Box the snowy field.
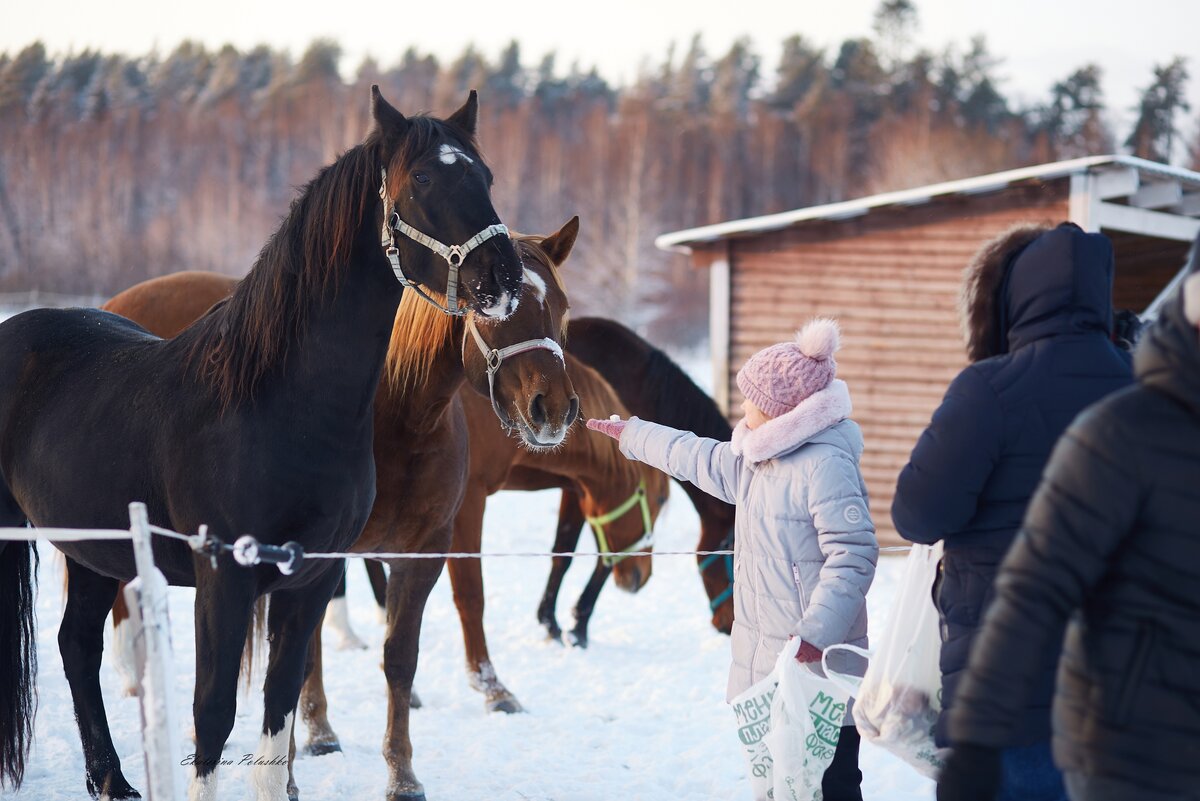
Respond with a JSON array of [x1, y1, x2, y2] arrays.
[[4, 489, 933, 801]]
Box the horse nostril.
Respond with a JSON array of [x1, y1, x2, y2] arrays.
[[529, 393, 547, 427], [565, 395, 580, 428]]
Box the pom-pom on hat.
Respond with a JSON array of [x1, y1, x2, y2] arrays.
[[736, 318, 841, 419]]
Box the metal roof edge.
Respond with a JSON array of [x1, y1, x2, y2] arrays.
[[655, 155, 1200, 253]]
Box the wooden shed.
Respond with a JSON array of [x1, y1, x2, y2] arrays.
[[656, 155, 1200, 545]]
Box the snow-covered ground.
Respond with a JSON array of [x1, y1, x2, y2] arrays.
[[4, 487, 934, 801]]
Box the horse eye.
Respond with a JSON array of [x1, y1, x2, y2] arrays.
[[414, 172, 430, 185]]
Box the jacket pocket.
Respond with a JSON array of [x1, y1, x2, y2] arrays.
[[1111, 621, 1157, 727]]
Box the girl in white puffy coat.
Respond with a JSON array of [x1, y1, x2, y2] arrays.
[[587, 318, 877, 801]]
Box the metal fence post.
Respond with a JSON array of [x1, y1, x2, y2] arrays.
[[126, 502, 184, 801]]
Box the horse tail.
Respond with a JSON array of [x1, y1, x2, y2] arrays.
[[240, 595, 269, 694], [0, 540, 38, 790]]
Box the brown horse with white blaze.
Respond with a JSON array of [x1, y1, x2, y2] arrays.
[[441, 354, 670, 711]]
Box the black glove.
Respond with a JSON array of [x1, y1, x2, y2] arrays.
[[936, 743, 1002, 801]]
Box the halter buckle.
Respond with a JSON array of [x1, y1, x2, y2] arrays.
[[447, 245, 465, 267]]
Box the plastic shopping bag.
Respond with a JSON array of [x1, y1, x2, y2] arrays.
[[730, 643, 852, 801], [846, 542, 947, 778]]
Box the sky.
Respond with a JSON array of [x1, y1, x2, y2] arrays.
[[3, 0, 1200, 142]]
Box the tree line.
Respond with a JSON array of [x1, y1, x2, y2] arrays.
[[0, 1, 1193, 345]]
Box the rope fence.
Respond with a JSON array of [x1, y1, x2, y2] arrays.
[[8, 501, 915, 799]]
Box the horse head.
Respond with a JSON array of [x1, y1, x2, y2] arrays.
[[582, 462, 670, 594], [372, 87, 521, 319], [461, 217, 580, 448]]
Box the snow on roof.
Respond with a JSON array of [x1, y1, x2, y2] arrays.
[[656, 155, 1200, 253]]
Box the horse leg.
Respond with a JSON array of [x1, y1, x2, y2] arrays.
[[60, 557, 140, 799], [255, 569, 343, 801], [324, 561, 367, 651], [381, 554, 445, 801], [365, 559, 388, 620], [568, 561, 612, 650], [189, 574, 256, 801], [298, 614, 342, 756], [448, 495, 521, 713], [537, 489, 585, 643]]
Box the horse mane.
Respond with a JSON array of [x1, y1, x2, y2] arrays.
[[567, 356, 647, 488], [384, 230, 569, 393], [183, 115, 473, 408], [640, 346, 732, 441]]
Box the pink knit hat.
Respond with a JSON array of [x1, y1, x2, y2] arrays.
[[736, 318, 841, 419]]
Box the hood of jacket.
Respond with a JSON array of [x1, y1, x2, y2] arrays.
[[1136, 243, 1200, 415], [963, 222, 1115, 360]]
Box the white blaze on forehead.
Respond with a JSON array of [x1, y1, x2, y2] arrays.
[[439, 143, 474, 165], [522, 267, 547, 304]]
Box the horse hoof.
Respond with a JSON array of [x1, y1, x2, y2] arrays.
[[486, 696, 524, 714], [409, 690, 423, 709], [90, 775, 141, 799], [288, 783, 300, 801], [543, 625, 563, 644], [303, 739, 342, 757], [567, 630, 589, 649], [387, 794, 426, 801]]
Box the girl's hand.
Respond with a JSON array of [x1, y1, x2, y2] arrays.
[[794, 640, 822, 664], [586, 416, 626, 440]]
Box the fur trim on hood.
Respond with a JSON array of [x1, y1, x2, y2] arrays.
[[731, 379, 852, 464], [960, 223, 1052, 362]]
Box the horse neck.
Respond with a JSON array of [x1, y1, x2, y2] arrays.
[[281, 242, 405, 425], [375, 319, 467, 431]]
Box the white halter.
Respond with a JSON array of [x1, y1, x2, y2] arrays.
[[463, 315, 564, 423], [379, 168, 510, 317]]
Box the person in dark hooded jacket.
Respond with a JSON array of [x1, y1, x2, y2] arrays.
[[891, 222, 1133, 799], [938, 236, 1200, 801]]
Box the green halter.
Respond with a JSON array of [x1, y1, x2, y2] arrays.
[[586, 480, 654, 568]]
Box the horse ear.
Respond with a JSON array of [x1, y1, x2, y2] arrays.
[[448, 90, 479, 136], [371, 85, 408, 136], [540, 216, 580, 266]]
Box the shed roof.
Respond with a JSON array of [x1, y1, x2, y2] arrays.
[[656, 155, 1200, 253]]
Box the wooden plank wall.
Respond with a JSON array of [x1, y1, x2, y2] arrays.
[[724, 183, 1070, 545]]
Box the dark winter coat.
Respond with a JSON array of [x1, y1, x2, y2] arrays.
[[891, 223, 1134, 747], [947, 257, 1200, 796]]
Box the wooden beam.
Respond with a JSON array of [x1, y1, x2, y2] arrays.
[[1093, 167, 1140, 200], [1175, 193, 1200, 217], [709, 247, 732, 416], [1129, 180, 1183, 209], [1069, 173, 1099, 231], [1096, 201, 1200, 242]]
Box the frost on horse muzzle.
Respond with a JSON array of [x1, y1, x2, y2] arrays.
[[378, 168, 514, 318]]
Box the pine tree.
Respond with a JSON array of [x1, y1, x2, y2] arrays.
[[1126, 57, 1189, 163]]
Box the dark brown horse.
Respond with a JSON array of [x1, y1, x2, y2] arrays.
[[552, 317, 736, 635], [0, 88, 523, 801], [99, 221, 576, 800]]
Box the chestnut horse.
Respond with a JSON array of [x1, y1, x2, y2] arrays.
[[98, 220, 576, 800], [553, 317, 736, 636], [441, 355, 670, 711], [0, 88, 522, 801]]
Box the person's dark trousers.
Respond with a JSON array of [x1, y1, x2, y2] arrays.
[[1066, 772, 1195, 801], [821, 725, 863, 801], [998, 740, 1067, 801]]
